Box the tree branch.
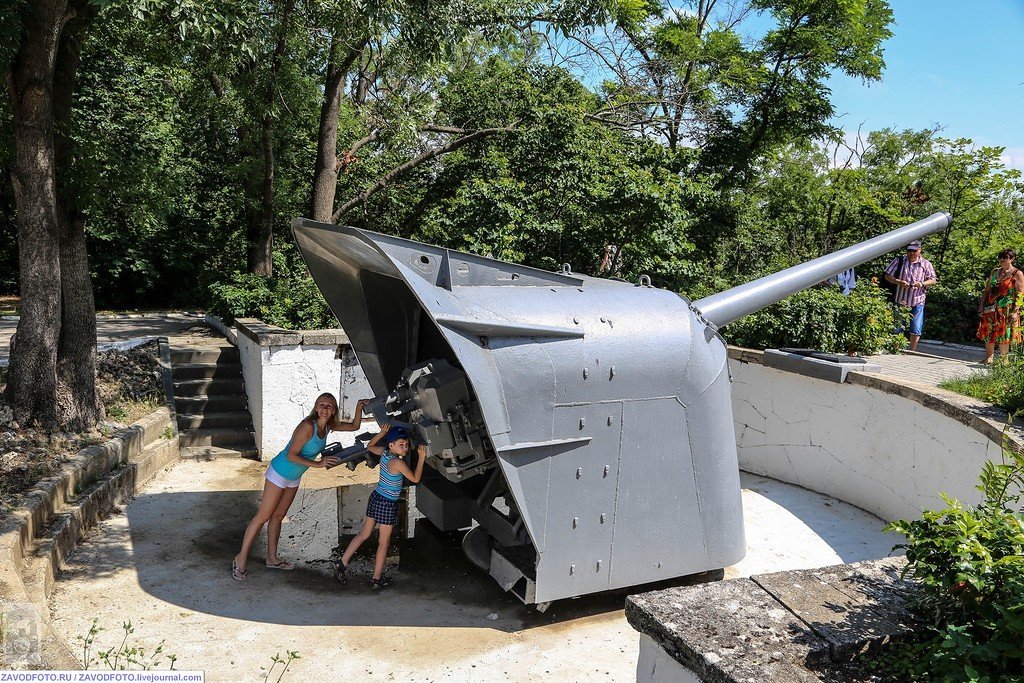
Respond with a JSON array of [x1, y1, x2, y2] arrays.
[[332, 125, 517, 221]]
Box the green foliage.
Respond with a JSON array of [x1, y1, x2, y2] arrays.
[[722, 284, 907, 355], [262, 650, 301, 682], [924, 283, 984, 344], [882, 430, 1024, 681], [941, 356, 1024, 417], [207, 271, 336, 330], [78, 618, 178, 671]]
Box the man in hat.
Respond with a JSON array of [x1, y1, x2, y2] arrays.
[[884, 240, 937, 352]]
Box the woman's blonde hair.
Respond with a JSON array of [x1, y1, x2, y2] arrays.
[[306, 393, 339, 422]]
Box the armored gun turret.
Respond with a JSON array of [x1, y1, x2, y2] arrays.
[[292, 211, 952, 607]]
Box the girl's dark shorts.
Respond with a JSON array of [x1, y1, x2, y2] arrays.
[[366, 490, 399, 526]]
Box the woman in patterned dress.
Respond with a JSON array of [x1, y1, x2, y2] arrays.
[[976, 247, 1024, 364]]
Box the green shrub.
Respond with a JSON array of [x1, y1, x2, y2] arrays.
[[207, 271, 336, 330], [881, 430, 1024, 681], [941, 355, 1024, 416], [722, 284, 908, 355], [923, 283, 983, 344]]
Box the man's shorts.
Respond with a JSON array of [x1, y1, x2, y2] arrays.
[[366, 490, 398, 526], [908, 303, 925, 336]]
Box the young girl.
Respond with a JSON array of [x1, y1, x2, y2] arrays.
[[335, 424, 426, 590], [232, 393, 369, 581]]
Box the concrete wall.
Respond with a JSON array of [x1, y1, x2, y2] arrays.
[[235, 319, 373, 459], [730, 349, 1015, 523], [637, 634, 701, 683]]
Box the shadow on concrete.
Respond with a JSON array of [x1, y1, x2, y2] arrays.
[[738, 472, 901, 565], [66, 487, 720, 632]]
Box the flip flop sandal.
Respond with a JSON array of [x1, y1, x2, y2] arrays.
[[231, 560, 247, 582], [334, 561, 348, 585], [265, 559, 295, 571]]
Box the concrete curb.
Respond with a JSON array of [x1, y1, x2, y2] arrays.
[[728, 346, 1024, 455], [0, 341, 182, 668], [203, 314, 238, 346]]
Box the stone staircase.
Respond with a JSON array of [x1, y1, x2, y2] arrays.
[[170, 343, 257, 458]]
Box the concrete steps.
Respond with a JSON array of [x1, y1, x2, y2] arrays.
[[169, 344, 256, 457], [18, 409, 180, 616], [181, 445, 259, 460]]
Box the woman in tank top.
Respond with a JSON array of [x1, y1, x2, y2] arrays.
[[335, 424, 425, 590], [232, 393, 369, 581]]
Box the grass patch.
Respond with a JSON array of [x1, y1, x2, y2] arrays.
[[939, 354, 1024, 415], [105, 398, 160, 426]]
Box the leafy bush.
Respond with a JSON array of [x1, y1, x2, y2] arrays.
[[206, 271, 336, 330], [722, 283, 908, 355], [924, 283, 983, 344], [941, 355, 1024, 416], [882, 430, 1024, 681]]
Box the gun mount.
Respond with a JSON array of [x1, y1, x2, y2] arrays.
[[292, 211, 951, 606]]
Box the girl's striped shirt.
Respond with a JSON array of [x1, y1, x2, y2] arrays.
[[375, 451, 404, 500]]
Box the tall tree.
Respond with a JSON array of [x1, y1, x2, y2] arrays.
[[4, 0, 102, 429], [308, 0, 614, 224]]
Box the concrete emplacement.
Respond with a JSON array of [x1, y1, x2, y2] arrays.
[[48, 453, 898, 680]]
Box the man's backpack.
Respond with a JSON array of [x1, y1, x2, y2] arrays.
[[881, 255, 905, 301]]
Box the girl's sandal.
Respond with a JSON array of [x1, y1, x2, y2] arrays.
[[334, 561, 348, 585], [369, 576, 392, 591], [231, 560, 247, 582]]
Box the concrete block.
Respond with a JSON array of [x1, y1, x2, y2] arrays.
[[626, 577, 829, 683], [753, 558, 919, 661]]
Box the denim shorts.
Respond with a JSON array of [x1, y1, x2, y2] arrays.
[[897, 303, 926, 337]]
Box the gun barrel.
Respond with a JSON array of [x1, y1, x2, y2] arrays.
[[692, 211, 952, 329]]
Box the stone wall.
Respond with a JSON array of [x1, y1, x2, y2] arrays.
[[729, 348, 1021, 523], [235, 318, 373, 459]]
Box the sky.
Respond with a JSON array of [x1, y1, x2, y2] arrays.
[[826, 0, 1024, 170]]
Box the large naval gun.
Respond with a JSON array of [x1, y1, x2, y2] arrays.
[[293, 211, 952, 607]]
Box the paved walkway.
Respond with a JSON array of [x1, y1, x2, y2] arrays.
[[0, 313, 220, 364], [864, 346, 987, 389]]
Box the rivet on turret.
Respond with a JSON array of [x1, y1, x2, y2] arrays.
[[570, 564, 575, 575], [603, 464, 610, 477], [596, 560, 602, 572], [576, 467, 582, 479], [572, 517, 578, 529], [609, 366, 615, 379], [582, 367, 588, 379], [606, 416, 612, 426], [600, 513, 606, 524], [579, 417, 586, 429]]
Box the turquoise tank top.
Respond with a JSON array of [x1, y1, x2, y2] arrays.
[[269, 422, 327, 480]]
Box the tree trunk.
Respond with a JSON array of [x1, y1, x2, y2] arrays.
[[248, 114, 274, 276], [310, 36, 365, 222], [4, 0, 69, 427], [54, 2, 101, 429]]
